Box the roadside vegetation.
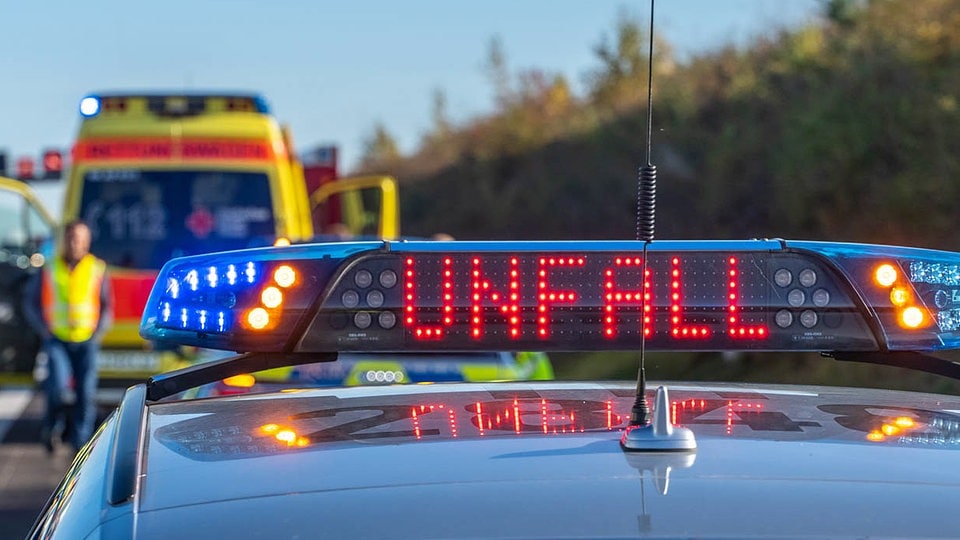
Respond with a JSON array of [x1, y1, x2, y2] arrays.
[[357, 0, 960, 392]]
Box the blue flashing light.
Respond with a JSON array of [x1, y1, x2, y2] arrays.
[[167, 262, 262, 333], [251, 95, 270, 114], [140, 242, 373, 352], [140, 239, 960, 355], [79, 96, 100, 118], [186, 270, 200, 291], [167, 278, 180, 300]]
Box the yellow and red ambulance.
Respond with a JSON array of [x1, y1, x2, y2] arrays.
[[62, 92, 542, 403], [62, 93, 327, 401]]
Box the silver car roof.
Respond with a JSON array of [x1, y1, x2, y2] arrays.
[[129, 381, 960, 538]]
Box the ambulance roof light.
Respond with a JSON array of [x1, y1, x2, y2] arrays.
[[80, 96, 101, 118]]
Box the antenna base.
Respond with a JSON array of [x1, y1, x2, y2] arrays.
[[621, 386, 697, 452]]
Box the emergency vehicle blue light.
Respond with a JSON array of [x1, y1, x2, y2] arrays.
[[158, 261, 263, 334], [251, 95, 271, 114], [207, 267, 219, 288], [140, 240, 960, 355], [140, 242, 380, 352], [79, 96, 100, 118]]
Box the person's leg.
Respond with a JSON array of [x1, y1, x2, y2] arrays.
[[67, 340, 98, 451], [41, 340, 69, 453]]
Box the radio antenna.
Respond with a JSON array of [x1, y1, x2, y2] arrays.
[[631, 0, 656, 427]]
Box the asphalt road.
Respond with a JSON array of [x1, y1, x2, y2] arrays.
[[0, 387, 72, 539]]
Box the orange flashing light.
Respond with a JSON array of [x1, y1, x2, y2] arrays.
[[261, 286, 283, 309], [247, 307, 270, 329], [900, 306, 925, 329], [274, 265, 296, 288], [890, 287, 911, 306], [874, 263, 898, 287]]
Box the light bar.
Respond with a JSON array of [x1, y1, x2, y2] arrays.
[[140, 240, 960, 354], [79, 93, 270, 118]]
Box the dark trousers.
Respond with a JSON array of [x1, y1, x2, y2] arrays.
[[43, 338, 98, 451]]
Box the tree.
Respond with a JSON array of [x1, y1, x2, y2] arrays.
[[587, 9, 648, 109], [484, 35, 512, 109], [824, 0, 864, 27], [359, 122, 400, 169], [430, 88, 453, 140]]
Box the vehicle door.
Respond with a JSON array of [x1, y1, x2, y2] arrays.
[[0, 177, 56, 383], [310, 175, 399, 240]]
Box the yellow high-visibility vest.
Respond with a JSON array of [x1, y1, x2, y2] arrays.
[[41, 254, 106, 342]]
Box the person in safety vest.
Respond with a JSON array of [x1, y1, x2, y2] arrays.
[[24, 219, 112, 454]]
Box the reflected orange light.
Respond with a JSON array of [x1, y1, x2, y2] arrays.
[[881, 424, 901, 436], [260, 423, 280, 434], [894, 416, 916, 428], [874, 263, 898, 287], [867, 431, 885, 442], [276, 429, 297, 445], [273, 237, 291, 247]]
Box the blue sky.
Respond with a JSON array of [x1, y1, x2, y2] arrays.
[[3, 1, 821, 178]]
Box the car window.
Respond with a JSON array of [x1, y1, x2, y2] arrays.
[[79, 169, 275, 269]]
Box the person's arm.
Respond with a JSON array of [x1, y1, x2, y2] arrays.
[[93, 271, 114, 343], [22, 271, 52, 341]]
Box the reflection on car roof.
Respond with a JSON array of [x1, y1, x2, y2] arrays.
[[136, 381, 960, 538]]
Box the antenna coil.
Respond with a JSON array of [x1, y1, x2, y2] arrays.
[[636, 164, 656, 243]]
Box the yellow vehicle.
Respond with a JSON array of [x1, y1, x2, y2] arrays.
[[62, 92, 543, 402], [310, 175, 399, 240], [63, 93, 397, 400], [0, 177, 56, 385]]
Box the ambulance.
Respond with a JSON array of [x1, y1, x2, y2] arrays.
[[63, 93, 396, 402]]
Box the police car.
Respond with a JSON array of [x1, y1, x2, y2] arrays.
[[28, 239, 960, 538]]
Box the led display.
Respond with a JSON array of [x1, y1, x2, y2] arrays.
[[302, 250, 879, 352]]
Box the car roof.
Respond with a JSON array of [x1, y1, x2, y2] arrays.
[[51, 236, 960, 539], [130, 380, 960, 538]]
